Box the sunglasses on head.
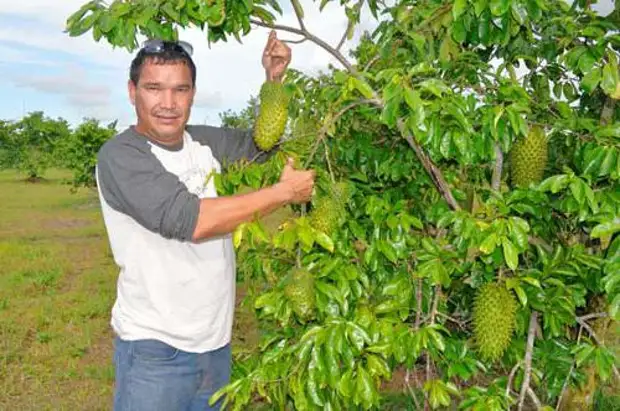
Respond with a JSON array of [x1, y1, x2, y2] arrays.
[[140, 39, 194, 56]]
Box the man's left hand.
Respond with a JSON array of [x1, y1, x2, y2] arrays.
[[262, 30, 292, 83]]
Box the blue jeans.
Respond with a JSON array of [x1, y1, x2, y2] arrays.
[[113, 336, 231, 411]]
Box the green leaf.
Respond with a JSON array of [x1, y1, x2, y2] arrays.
[[366, 354, 391, 378], [515, 285, 527, 306], [480, 232, 498, 254], [490, 0, 510, 16], [582, 67, 602, 93], [355, 365, 376, 409], [502, 237, 519, 270], [314, 230, 335, 253], [591, 218, 620, 239], [601, 62, 619, 95], [453, 0, 468, 20], [418, 79, 451, 97], [351, 77, 375, 99]]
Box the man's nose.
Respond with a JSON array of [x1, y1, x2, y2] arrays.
[[160, 89, 176, 109]]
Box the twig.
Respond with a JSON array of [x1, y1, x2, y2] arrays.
[[363, 54, 381, 72], [436, 312, 468, 329], [575, 316, 620, 381], [404, 371, 423, 410], [282, 38, 307, 44], [528, 236, 553, 253], [290, 0, 306, 32], [506, 361, 522, 398], [577, 312, 609, 322], [336, 0, 364, 52], [556, 325, 584, 411], [424, 287, 441, 411], [414, 278, 423, 330], [322, 139, 335, 183], [518, 311, 539, 411], [250, 19, 355, 73], [527, 387, 542, 410], [396, 119, 461, 211], [492, 143, 503, 191]]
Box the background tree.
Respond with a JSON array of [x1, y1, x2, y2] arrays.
[[4, 111, 71, 181], [219, 95, 259, 130], [55, 118, 118, 189], [66, 1, 619, 410]]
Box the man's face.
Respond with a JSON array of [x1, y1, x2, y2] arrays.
[[129, 59, 195, 145]]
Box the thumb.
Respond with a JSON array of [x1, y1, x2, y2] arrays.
[[286, 157, 296, 169]]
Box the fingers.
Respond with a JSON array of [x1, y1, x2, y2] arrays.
[[270, 41, 291, 60], [263, 30, 278, 56]]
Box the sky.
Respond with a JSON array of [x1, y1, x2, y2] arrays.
[[0, 1, 614, 131], [0, 1, 380, 130]]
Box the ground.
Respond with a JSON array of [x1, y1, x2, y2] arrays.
[[0, 169, 259, 410]]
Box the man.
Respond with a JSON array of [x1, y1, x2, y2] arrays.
[[95, 31, 315, 411]]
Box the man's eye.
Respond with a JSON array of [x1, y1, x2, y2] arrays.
[[176, 87, 190, 92]]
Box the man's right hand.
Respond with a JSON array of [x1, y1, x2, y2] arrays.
[[277, 157, 315, 204]]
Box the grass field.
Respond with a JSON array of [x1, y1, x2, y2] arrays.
[[0, 169, 258, 410]]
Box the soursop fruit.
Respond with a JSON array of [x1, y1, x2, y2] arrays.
[[472, 282, 518, 361], [509, 125, 548, 187], [309, 181, 350, 235], [253, 81, 290, 151], [284, 268, 315, 320]]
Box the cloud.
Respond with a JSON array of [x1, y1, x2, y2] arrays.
[[12, 67, 112, 109], [0, 0, 383, 126]]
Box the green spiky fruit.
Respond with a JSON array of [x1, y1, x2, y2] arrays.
[[472, 282, 518, 361], [509, 125, 548, 187], [283, 268, 315, 320], [308, 181, 350, 235], [253, 81, 290, 151], [309, 197, 341, 235]]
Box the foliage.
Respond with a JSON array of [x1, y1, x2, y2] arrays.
[[219, 95, 259, 129], [56, 118, 117, 189], [0, 112, 71, 180], [67, 0, 620, 410]]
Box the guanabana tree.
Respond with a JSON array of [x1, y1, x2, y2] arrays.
[[66, 0, 619, 409]]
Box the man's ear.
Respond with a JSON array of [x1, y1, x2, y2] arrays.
[[128, 79, 136, 106]]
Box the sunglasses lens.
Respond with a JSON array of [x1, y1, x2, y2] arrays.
[[141, 39, 193, 56]]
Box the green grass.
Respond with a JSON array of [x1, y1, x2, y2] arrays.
[[0, 169, 260, 410]]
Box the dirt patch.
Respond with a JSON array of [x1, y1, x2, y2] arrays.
[[41, 218, 93, 230]]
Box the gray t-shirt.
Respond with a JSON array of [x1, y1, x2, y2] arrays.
[[96, 124, 268, 353]]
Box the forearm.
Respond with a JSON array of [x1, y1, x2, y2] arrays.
[[191, 183, 290, 241]]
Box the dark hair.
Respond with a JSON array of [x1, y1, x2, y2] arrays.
[[129, 43, 197, 87]]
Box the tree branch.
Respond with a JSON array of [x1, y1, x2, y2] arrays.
[[492, 143, 503, 191], [527, 387, 542, 410], [397, 119, 461, 211], [253, 15, 461, 213], [250, 19, 355, 73], [518, 311, 538, 411], [575, 315, 620, 382]]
